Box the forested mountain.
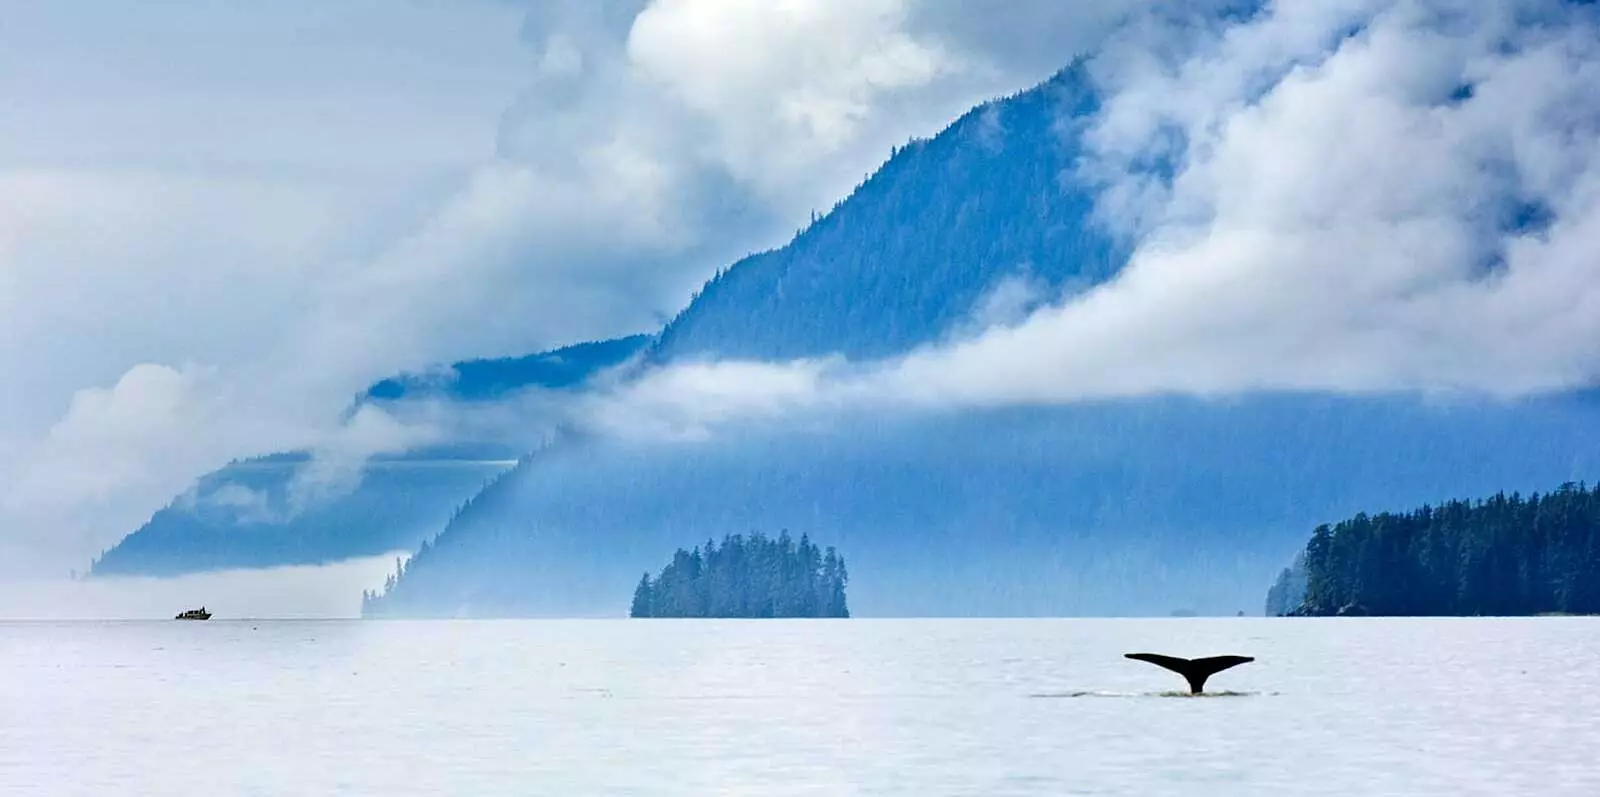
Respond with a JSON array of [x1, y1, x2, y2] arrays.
[[89, 335, 646, 577], [357, 62, 1600, 618], [625, 532, 848, 619], [1271, 483, 1600, 617], [89, 447, 519, 577], [648, 66, 1116, 362]]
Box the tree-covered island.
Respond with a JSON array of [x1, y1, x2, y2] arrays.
[[630, 531, 849, 618]]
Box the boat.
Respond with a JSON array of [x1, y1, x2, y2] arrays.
[[175, 607, 212, 620]]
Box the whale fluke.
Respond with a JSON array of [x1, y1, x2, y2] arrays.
[[1124, 653, 1254, 694]]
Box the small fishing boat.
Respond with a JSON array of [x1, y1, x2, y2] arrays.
[[175, 607, 212, 620]]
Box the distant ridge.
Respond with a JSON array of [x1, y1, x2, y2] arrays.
[[363, 334, 651, 404], [90, 335, 650, 578]]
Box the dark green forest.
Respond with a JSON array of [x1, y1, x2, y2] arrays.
[[1274, 482, 1600, 616], [630, 532, 849, 618]]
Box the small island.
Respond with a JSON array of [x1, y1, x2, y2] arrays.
[[1268, 481, 1600, 616], [630, 531, 849, 618]]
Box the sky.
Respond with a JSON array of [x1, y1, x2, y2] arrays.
[[3, 0, 1599, 585]]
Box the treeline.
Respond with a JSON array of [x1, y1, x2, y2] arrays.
[[1278, 482, 1600, 616], [630, 531, 849, 618]]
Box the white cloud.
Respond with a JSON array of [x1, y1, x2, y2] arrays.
[[627, 0, 955, 203], [285, 405, 442, 515], [9, 364, 209, 511], [567, 0, 1600, 439], [0, 363, 328, 575], [581, 358, 845, 441], [198, 484, 278, 525], [957, 271, 1052, 337]]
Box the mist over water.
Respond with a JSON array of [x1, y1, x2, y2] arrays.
[[4, 618, 1595, 795], [0, 554, 403, 620]]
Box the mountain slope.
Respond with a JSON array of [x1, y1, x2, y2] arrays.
[[89, 335, 649, 577], [363, 335, 651, 404], [89, 447, 517, 577], [650, 65, 1116, 362]]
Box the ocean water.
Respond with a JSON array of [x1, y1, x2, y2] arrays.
[[2, 618, 1596, 795]]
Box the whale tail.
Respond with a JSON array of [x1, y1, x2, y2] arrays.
[[1124, 653, 1254, 694]]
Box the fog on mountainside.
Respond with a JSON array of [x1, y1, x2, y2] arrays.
[[88, 450, 515, 577], [89, 336, 649, 577]]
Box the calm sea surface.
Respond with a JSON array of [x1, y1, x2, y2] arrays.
[[2, 618, 1596, 795]]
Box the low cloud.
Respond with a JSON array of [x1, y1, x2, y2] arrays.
[[285, 406, 443, 515], [197, 483, 279, 525], [580, 358, 847, 441], [952, 270, 1053, 339]]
